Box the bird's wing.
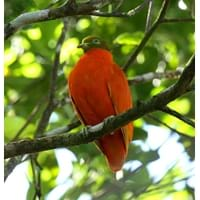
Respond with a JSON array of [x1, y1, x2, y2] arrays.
[[107, 63, 133, 151]]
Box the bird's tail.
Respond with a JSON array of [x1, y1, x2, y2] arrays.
[[96, 129, 128, 172]]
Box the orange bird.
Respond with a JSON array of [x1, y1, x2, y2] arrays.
[[68, 36, 133, 172]]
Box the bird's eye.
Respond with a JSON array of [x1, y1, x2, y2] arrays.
[[92, 39, 100, 44]]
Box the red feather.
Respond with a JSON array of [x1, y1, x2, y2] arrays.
[[68, 48, 133, 172]]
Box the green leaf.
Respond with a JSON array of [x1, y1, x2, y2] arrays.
[[133, 127, 148, 141], [33, 0, 52, 9], [114, 32, 144, 45], [4, 116, 35, 141]]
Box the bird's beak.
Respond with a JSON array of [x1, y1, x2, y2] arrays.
[[77, 43, 89, 51], [77, 43, 84, 48]]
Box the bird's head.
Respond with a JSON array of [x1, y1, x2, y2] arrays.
[[78, 36, 109, 52]]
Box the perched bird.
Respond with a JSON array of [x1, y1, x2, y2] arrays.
[[68, 36, 133, 172]]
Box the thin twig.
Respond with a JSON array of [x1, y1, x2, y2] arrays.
[[13, 100, 44, 141], [30, 156, 41, 200], [87, 0, 150, 17], [113, 0, 124, 11], [127, 0, 151, 16], [35, 20, 68, 137], [4, 156, 24, 181], [123, 0, 170, 71], [145, 0, 154, 33], [159, 106, 195, 127], [45, 120, 81, 136], [128, 69, 182, 85], [90, 0, 150, 17], [146, 114, 194, 139]]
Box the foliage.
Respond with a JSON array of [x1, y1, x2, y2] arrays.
[[4, 0, 194, 200]]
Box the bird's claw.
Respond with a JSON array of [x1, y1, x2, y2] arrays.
[[103, 115, 115, 135], [83, 125, 92, 135], [104, 115, 115, 124]]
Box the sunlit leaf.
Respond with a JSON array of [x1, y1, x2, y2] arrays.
[[76, 18, 91, 32], [33, 0, 52, 9], [168, 98, 191, 115], [4, 116, 35, 141], [21, 63, 44, 78], [114, 32, 144, 46], [27, 27, 42, 40]]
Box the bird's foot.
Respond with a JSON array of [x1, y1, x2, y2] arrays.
[[82, 125, 92, 136], [103, 115, 115, 135], [104, 115, 115, 126]]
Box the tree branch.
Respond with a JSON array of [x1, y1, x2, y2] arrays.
[[146, 114, 194, 139], [45, 120, 81, 136], [159, 106, 195, 127], [4, 55, 194, 159], [30, 156, 42, 199], [4, 0, 114, 39], [35, 20, 68, 136], [128, 69, 182, 85], [4, 156, 24, 181], [123, 0, 170, 71], [13, 100, 44, 141], [145, 0, 154, 33]]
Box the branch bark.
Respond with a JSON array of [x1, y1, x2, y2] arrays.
[[128, 69, 183, 85], [145, 0, 154, 32], [159, 106, 195, 127], [90, 0, 150, 17], [4, 55, 194, 159], [4, 0, 113, 40], [4, 0, 155, 40]]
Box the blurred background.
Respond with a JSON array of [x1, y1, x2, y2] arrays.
[[4, 0, 195, 199]]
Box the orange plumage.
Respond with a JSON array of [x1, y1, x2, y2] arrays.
[[68, 36, 133, 172]]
